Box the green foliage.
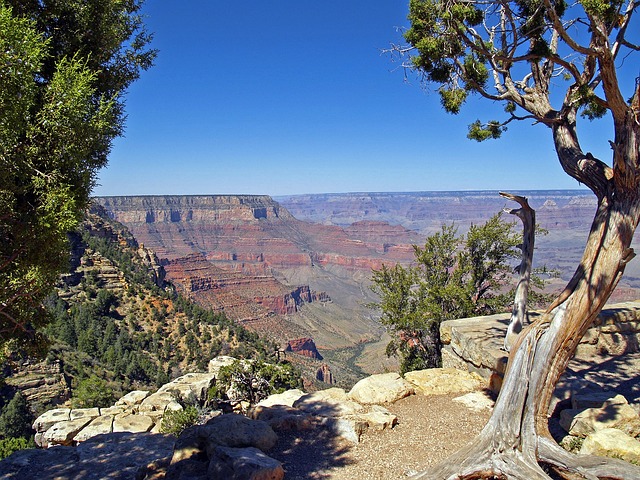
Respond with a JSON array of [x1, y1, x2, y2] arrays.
[[467, 120, 506, 142], [209, 360, 302, 406], [0, 392, 33, 440], [400, 0, 634, 146], [71, 375, 114, 408], [160, 405, 199, 436], [0, 1, 155, 354], [371, 214, 522, 372], [0, 437, 34, 460]]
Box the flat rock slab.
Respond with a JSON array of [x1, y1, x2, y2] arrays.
[[348, 372, 414, 404], [0, 432, 175, 480], [580, 428, 640, 464], [208, 446, 284, 480], [404, 368, 483, 395]]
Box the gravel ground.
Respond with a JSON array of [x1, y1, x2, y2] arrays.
[[270, 392, 492, 480]]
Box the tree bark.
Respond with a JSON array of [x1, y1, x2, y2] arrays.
[[413, 82, 640, 478], [500, 192, 535, 352]]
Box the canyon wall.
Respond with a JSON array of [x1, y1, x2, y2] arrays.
[[94, 195, 419, 371]]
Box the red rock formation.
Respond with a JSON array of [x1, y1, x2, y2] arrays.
[[316, 364, 335, 384], [285, 338, 323, 360]]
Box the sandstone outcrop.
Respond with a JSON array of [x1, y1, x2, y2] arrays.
[[285, 337, 323, 360], [3, 360, 70, 409], [440, 301, 640, 395], [316, 363, 335, 384]]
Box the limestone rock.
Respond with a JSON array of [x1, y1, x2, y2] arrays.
[[571, 391, 628, 410], [348, 372, 414, 405], [139, 391, 181, 413], [100, 406, 126, 416], [404, 368, 484, 395], [70, 407, 100, 422], [453, 391, 495, 411], [293, 387, 365, 417], [208, 446, 284, 480], [560, 403, 640, 437], [74, 415, 114, 442], [201, 414, 278, 452], [359, 408, 398, 431], [157, 372, 216, 402], [580, 428, 640, 464], [41, 417, 93, 447], [321, 416, 368, 443], [113, 413, 155, 433], [249, 405, 313, 432], [256, 388, 305, 408], [115, 390, 151, 406], [33, 408, 71, 433], [208, 356, 237, 374]]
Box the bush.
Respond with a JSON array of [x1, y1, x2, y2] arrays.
[[160, 406, 199, 436], [0, 437, 34, 460], [71, 375, 114, 408], [208, 360, 302, 406]]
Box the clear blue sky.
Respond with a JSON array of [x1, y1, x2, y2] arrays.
[[95, 1, 616, 197]]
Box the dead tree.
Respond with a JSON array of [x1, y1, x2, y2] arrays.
[[501, 192, 535, 352]]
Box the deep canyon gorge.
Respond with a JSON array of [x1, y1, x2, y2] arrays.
[[94, 191, 640, 384]]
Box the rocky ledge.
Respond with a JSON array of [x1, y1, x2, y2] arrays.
[[0, 359, 487, 480], [3, 355, 640, 478]]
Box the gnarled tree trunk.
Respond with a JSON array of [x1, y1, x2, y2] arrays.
[[413, 84, 640, 479], [500, 192, 535, 352]]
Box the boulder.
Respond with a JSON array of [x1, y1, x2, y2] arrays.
[[293, 388, 365, 417], [201, 414, 278, 452], [404, 368, 484, 395], [359, 407, 398, 431], [559, 403, 640, 437], [0, 432, 175, 480], [139, 391, 181, 413], [249, 405, 313, 432], [74, 414, 114, 442], [70, 408, 100, 422], [320, 416, 368, 443], [580, 428, 640, 464], [208, 446, 284, 480], [158, 372, 216, 402], [41, 417, 93, 447], [571, 391, 628, 410], [115, 390, 151, 406], [113, 413, 155, 434], [256, 388, 305, 408], [348, 372, 414, 405], [32, 408, 71, 433]]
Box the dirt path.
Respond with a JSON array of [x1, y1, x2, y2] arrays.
[[270, 392, 492, 479]]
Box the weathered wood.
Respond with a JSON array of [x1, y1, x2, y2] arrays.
[[499, 192, 535, 351]]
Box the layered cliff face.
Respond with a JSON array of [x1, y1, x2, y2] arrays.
[[94, 196, 418, 348]]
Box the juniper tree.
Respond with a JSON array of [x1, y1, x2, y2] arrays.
[[0, 1, 155, 354], [393, 0, 640, 478]]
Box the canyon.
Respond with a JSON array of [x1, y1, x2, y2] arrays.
[[95, 191, 640, 382]]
